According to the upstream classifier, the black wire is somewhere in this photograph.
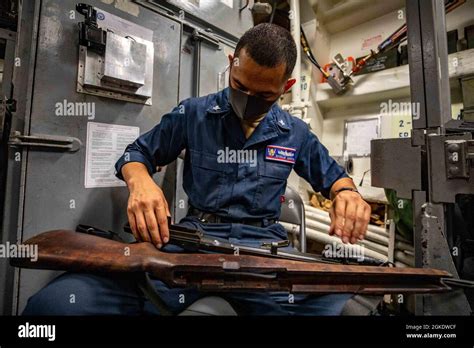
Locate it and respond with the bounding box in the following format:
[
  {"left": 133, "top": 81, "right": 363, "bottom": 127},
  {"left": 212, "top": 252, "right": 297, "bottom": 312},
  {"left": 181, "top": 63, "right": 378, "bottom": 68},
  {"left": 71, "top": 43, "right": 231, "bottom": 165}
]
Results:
[
  {"left": 382, "top": 260, "right": 397, "bottom": 267},
  {"left": 301, "top": 26, "right": 323, "bottom": 70},
  {"left": 308, "top": 57, "right": 321, "bottom": 71},
  {"left": 359, "top": 169, "right": 371, "bottom": 186},
  {"left": 308, "top": 55, "right": 322, "bottom": 70},
  {"left": 239, "top": 0, "right": 249, "bottom": 12}
]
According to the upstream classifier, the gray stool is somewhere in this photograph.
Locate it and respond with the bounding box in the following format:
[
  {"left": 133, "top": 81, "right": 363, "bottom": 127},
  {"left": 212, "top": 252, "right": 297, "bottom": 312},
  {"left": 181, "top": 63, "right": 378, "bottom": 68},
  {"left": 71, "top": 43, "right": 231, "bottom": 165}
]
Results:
[
  {"left": 279, "top": 185, "right": 307, "bottom": 252},
  {"left": 179, "top": 296, "right": 237, "bottom": 316}
]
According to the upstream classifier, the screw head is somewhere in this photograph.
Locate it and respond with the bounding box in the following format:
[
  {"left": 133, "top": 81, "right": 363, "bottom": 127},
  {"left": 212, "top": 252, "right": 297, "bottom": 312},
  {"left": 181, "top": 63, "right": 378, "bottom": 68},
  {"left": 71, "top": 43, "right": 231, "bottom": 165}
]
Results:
[
  {"left": 449, "top": 166, "right": 460, "bottom": 175},
  {"left": 447, "top": 143, "right": 460, "bottom": 153}
]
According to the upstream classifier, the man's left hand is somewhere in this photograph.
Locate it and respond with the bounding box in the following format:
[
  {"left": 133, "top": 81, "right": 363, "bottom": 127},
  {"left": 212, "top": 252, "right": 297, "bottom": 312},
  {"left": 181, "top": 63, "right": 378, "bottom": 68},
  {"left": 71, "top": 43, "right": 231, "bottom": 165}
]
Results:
[{"left": 329, "top": 190, "right": 371, "bottom": 244}]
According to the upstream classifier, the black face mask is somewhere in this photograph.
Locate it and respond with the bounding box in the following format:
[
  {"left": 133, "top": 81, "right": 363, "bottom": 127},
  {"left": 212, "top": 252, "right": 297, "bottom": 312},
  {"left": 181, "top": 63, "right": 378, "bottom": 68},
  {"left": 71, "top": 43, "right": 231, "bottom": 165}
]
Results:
[{"left": 228, "top": 83, "right": 278, "bottom": 121}]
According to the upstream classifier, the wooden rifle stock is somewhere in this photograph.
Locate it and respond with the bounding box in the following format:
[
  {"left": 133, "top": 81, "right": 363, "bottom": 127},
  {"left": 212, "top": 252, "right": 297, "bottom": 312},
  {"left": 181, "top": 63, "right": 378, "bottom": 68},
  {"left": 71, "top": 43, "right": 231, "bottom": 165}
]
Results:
[{"left": 10, "top": 230, "right": 453, "bottom": 294}]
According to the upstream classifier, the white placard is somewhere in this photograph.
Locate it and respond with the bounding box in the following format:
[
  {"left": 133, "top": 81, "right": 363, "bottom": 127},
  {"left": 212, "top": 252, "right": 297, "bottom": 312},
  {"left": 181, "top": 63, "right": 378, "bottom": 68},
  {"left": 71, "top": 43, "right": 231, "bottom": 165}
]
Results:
[
  {"left": 85, "top": 122, "right": 140, "bottom": 188},
  {"left": 220, "top": 0, "right": 233, "bottom": 8},
  {"left": 344, "top": 118, "right": 379, "bottom": 157}
]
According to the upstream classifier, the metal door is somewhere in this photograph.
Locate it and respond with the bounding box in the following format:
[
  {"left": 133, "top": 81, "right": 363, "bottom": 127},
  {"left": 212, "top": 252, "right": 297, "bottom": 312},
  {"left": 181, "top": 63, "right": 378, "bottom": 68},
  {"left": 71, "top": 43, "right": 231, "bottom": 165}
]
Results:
[{"left": 3, "top": 0, "right": 182, "bottom": 314}]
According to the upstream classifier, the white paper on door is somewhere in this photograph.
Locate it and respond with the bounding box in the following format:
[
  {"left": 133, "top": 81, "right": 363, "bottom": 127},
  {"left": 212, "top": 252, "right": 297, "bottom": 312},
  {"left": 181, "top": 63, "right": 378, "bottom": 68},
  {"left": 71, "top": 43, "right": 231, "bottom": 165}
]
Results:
[{"left": 85, "top": 122, "right": 140, "bottom": 188}]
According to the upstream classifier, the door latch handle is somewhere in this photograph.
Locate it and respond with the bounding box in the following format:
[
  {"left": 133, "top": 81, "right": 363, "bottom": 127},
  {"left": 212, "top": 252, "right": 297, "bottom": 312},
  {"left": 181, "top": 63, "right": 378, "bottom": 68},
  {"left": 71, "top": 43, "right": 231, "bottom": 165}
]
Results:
[{"left": 8, "top": 131, "right": 82, "bottom": 152}]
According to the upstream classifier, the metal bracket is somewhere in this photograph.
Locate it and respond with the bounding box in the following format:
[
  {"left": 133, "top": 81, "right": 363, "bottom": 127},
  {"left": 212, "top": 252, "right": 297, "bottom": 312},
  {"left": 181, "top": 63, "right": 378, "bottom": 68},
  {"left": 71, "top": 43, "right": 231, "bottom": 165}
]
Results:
[
  {"left": 333, "top": 53, "right": 353, "bottom": 86},
  {"left": 445, "top": 139, "right": 474, "bottom": 179},
  {"left": 370, "top": 137, "right": 422, "bottom": 199},
  {"left": 261, "top": 240, "right": 290, "bottom": 255},
  {"left": 8, "top": 131, "right": 82, "bottom": 152},
  {"left": 429, "top": 133, "right": 474, "bottom": 203},
  {"left": 419, "top": 203, "right": 471, "bottom": 315},
  {"left": 76, "top": 3, "right": 107, "bottom": 55},
  {"left": 372, "top": 134, "right": 474, "bottom": 202},
  {"left": 191, "top": 28, "right": 220, "bottom": 49}
]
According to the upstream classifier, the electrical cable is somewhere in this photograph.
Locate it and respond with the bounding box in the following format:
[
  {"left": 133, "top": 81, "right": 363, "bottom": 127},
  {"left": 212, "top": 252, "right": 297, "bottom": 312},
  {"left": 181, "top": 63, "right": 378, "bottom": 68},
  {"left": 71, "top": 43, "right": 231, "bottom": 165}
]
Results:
[
  {"left": 300, "top": 26, "right": 330, "bottom": 77},
  {"left": 239, "top": 0, "right": 249, "bottom": 12}
]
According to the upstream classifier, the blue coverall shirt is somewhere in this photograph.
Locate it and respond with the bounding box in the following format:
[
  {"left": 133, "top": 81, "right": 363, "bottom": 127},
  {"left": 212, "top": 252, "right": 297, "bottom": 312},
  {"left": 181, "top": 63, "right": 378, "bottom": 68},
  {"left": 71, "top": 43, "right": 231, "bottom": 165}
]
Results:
[{"left": 115, "top": 87, "right": 348, "bottom": 230}]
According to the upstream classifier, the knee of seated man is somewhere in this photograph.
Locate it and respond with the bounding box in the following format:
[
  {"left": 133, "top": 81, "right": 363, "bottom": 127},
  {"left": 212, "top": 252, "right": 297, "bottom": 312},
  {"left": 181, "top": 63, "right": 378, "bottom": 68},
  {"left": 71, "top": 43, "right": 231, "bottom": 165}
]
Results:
[
  {"left": 22, "top": 272, "right": 138, "bottom": 315},
  {"left": 308, "top": 293, "right": 353, "bottom": 316},
  {"left": 275, "top": 293, "right": 353, "bottom": 316}
]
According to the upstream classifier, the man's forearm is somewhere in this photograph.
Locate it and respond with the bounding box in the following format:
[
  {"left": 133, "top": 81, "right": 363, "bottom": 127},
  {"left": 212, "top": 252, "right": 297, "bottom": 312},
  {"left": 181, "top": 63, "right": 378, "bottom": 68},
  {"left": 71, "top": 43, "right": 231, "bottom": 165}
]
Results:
[
  {"left": 121, "top": 162, "right": 153, "bottom": 190},
  {"left": 329, "top": 177, "right": 357, "bottom": 200}
]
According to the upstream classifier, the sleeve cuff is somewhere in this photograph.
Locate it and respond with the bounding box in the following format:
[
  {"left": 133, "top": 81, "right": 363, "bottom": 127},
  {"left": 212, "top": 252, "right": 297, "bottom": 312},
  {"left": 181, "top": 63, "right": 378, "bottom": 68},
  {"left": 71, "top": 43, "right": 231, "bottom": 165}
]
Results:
[{"left": 114, "top": 152, "right": 155, "bottom": 181}]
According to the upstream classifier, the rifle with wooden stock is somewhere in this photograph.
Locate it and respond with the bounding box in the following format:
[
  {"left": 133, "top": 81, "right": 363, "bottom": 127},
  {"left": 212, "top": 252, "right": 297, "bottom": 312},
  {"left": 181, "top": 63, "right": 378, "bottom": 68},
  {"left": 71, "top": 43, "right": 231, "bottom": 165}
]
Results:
[{"left": 10, "top": 229, "right": 456, "bottom": 295}]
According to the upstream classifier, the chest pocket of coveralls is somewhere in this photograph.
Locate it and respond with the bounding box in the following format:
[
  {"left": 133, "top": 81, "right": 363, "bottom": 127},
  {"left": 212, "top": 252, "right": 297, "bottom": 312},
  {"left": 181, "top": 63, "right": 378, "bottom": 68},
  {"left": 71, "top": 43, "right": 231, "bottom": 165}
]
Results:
[
  {"left": 189, "top": 149, "right": 226, "bottom": 211},
  {"left": 252, "top": 160, "right": 293, "bottom": 213}
]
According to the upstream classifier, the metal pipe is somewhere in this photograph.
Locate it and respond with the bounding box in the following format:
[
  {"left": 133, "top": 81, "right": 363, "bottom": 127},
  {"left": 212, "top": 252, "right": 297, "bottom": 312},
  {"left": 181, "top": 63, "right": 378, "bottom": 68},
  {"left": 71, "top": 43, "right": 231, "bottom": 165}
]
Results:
[
  {"left": 395, "top": 261, "right": 410, "bottom": 268},
  {"left": 359, "top": 239, "right": 389, "bottom": 256},
  {"left": 304, "top": 211, "right": 390, "bottom": 246},
  {"left": 280, "top": 222, "right": 413, "bottom": 266},
  {"left": 284, "top": 222, "right": 387, "bottom": 255},
  {"left": 288, "top": 0, "right": 303, "bottom": 118},
  {"left": 307, "top": 220, "right": 389, "bottom": 255},
  {"left": 304, "top": 205, "right": 389, "bottom": 236},
  {"left": 304, "top": 215, "right": 413, "bottom": 253},
  {"left": 299, "top": 199, "right": 307, "bottom": 253},
  {"left": 395, "top": 250, "right": 414, "bottom": 267},
  {"left": 304, "top": 227, "right": 388, "bottom": 262},
  {"left": 396, "top": 241, "right": 414, "bottom": 252}
]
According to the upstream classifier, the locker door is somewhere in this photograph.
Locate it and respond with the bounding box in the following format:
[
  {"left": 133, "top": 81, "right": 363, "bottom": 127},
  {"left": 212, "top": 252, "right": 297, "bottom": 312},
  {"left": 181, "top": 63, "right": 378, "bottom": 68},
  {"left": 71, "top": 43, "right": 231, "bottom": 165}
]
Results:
[
  {"left": 174, "top": 32, "right": 236, "bottom": 223},
  {"left": 198, "top": 41, "right": 234, "bottom": 96}
]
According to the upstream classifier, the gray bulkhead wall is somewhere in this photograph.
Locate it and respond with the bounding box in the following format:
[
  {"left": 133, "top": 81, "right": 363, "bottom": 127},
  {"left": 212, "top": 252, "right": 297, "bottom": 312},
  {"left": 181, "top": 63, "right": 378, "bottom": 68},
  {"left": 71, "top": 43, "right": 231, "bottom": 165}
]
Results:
[{"left": 154, "top": 0, "right": 253, "bottom": 40}]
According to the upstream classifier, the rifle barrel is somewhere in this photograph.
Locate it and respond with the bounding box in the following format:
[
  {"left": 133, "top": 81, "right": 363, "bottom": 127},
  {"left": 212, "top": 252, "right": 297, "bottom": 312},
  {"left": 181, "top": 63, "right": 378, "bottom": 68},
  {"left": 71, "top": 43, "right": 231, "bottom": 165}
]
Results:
[{"left": 168, "top": 225, "right": 385, "bottom": 266}]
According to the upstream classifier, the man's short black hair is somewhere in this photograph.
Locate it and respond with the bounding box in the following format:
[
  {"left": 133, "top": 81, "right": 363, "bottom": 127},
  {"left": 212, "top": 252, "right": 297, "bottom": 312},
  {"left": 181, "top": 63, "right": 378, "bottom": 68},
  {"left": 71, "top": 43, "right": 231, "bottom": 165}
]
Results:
[{"left": 234, "top": 23, "right": 297, "bottom": 78}]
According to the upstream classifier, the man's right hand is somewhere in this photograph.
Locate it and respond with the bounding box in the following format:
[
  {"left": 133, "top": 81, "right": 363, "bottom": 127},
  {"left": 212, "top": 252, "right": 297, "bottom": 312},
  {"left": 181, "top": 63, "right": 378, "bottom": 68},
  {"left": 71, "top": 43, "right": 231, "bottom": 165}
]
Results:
[{"left": 121, "top": 162, "right": 171, "bottom": 248}]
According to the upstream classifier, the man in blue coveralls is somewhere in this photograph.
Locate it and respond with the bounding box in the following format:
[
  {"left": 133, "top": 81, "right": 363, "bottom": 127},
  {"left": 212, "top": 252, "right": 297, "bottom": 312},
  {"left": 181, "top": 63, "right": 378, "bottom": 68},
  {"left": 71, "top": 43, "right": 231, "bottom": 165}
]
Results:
[{"left": 24, "top": 23, "right": 371, "bottom": 316}]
